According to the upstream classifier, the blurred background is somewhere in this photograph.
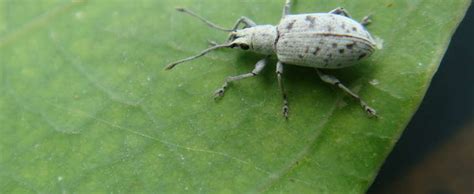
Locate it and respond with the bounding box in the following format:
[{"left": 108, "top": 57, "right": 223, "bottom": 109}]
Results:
[{"left": 368, "top": 5, "right": 473, "bottom": 194}]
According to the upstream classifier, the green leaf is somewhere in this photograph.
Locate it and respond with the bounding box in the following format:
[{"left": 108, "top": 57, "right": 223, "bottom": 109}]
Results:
[{"left": 0, "top": 0, "right": 469, "bottom": 193}]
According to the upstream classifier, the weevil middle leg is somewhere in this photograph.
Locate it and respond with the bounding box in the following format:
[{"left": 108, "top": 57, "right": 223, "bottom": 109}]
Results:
[
  {"left": 315, "top": 69, "right": 377, "bottom": 117},
  {"left": 329, "top": 7, "right": 352, "bottom": 18},
  {"left": 277, "top": 61, "right": 289, "bottom": 119},
  {"left": 214, "top": 57, "right": 268, "bottom": 99}
]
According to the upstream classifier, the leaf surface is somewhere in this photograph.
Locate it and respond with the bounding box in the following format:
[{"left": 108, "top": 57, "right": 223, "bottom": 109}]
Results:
[{"left": 0, "top": 0, "right": 470, "bottom": 193}]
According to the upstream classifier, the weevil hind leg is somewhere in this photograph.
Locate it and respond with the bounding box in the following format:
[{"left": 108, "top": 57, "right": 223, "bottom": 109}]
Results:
[
  {"left": 277, "top": 61, "right": 289, "bottom": 119},
  {"left": 329, "top": 7, "right": 373, "bottom": 27},
  {"left": 315, "top": 69, "right": 377, "bottom": 117},
  {"left": 329, "top": 7, "right": 352, "bottom": 18},
  {"left": 214, "top": 57, "right": 268, "bottom": 99}
]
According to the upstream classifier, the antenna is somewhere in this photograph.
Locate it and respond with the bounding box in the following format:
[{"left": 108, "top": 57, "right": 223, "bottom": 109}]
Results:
[
  {"left": 176, "top": 8, "right": 233, "bottom": 32},
  {"left": 165, "top": 43, "right": 233, "bottom": 70}
]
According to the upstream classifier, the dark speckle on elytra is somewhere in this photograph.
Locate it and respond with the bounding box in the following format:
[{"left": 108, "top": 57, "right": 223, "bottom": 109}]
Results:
[
  {"left": 313, "top": 47, "right": 321, "bottom": 55},
  {"left": 352, "top": 27, "right": 358, "bottom": 32},
  {"left": 304, "top": 46, "right": 310, "bottom": 53},
  {"left": 339, "top": 49, "right": 345, "bottom": 54},
  {"left": 358, "top": 53, "right": 367, "bottom": 60},
  {"left": 332, "top": 43, "right": 338, "bottom": 48},
  {"left": 298, "top": 54, "right": 304, "bottom": 59},
  {"left": 324, "top": 59, "right": 330, "bottom": 66},
  {"left": 327, "top": 26, "right": 334, "bottom": 32},
  {"left": 305, "top": 15, "right": 316, "bottom": 27},
  {"left": 286, "top": 20, "right": 296, "bottom": 30},
  {"left": 341, "top": 23, "right": 346, "bottom": 29}
]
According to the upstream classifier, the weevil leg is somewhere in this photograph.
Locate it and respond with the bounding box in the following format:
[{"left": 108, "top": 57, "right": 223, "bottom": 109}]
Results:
[
  {"left": 277, "top": 61, "right": 289, "bottom": 119},
  {"left": 329, "top": 7, "right": 352, "bottom": 18},
  {"left": 315, "top": 69, "right": 377, "bottom": 117},
  {"left": 231, "top": 17, "right": 257, "bottom": 30},
  {"left": 226, "top": 17, "right": 257, "bottom": 42},
  {"left": 282, "top": 0, "right": 292, "bottom": 17},
  {"left": 212, "top": 16, "right": 257, "bottom": 46},
  {"left": 214, "top": 57, "right": 268, "bottom": 99},
  {"left": 361, "top": 15, "right": 372, "bottom": 26}
]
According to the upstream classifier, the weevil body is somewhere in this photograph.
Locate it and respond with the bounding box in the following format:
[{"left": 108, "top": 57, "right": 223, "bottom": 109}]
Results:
[
  {"left": 276, "top": 14, "right": 376, "bottom": 68},
  {"left": 166, "top": 0, "right": 378, "bottom": 118}
]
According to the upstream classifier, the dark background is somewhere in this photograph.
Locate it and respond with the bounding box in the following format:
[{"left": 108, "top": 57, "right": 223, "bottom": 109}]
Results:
[{"left": 368, "top": 5, "right": 473, "bottom": 194}]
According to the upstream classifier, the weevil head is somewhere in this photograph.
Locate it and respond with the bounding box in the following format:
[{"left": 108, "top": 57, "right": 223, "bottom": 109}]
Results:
[{"left": 229, "top": 25, "right": 277, "bottom": 55}]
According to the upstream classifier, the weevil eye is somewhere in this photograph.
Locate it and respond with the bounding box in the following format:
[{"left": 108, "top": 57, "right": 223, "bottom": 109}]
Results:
[{"left": 239, "top": 44, "right": 250, "bottom": 50}]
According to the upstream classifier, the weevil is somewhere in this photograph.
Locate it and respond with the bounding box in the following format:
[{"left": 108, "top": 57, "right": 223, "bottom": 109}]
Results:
[{"left": 166, "top": 0, "right": 378, "bottom": 119}]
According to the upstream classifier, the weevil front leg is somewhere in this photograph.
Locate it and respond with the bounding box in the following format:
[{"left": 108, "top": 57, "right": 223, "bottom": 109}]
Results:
[
  {"left": 214, "top": 57, "right": 268, "bottom": 99},
  {"left": 315, "top": 69, "right": 377, "bottom": 117},
  {"left": 277, "top": 61, "right": 289, "bottom": 119},
  {"left": 226, "top": 17, "right": 257, "bottom": 42},
  {"left": 231, "top": 17, "right": 257, "bottom": 30},
  {"left": 329, "top": 7, "right": 352, "bottom": 18},
  {"left": 207, "top": 17, "right": 257, "bottom": 46}
]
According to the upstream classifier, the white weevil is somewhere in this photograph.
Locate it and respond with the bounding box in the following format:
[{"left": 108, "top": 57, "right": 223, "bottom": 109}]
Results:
[{"left": 166, "top": 0, "right": 377, "bottom": 118}]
